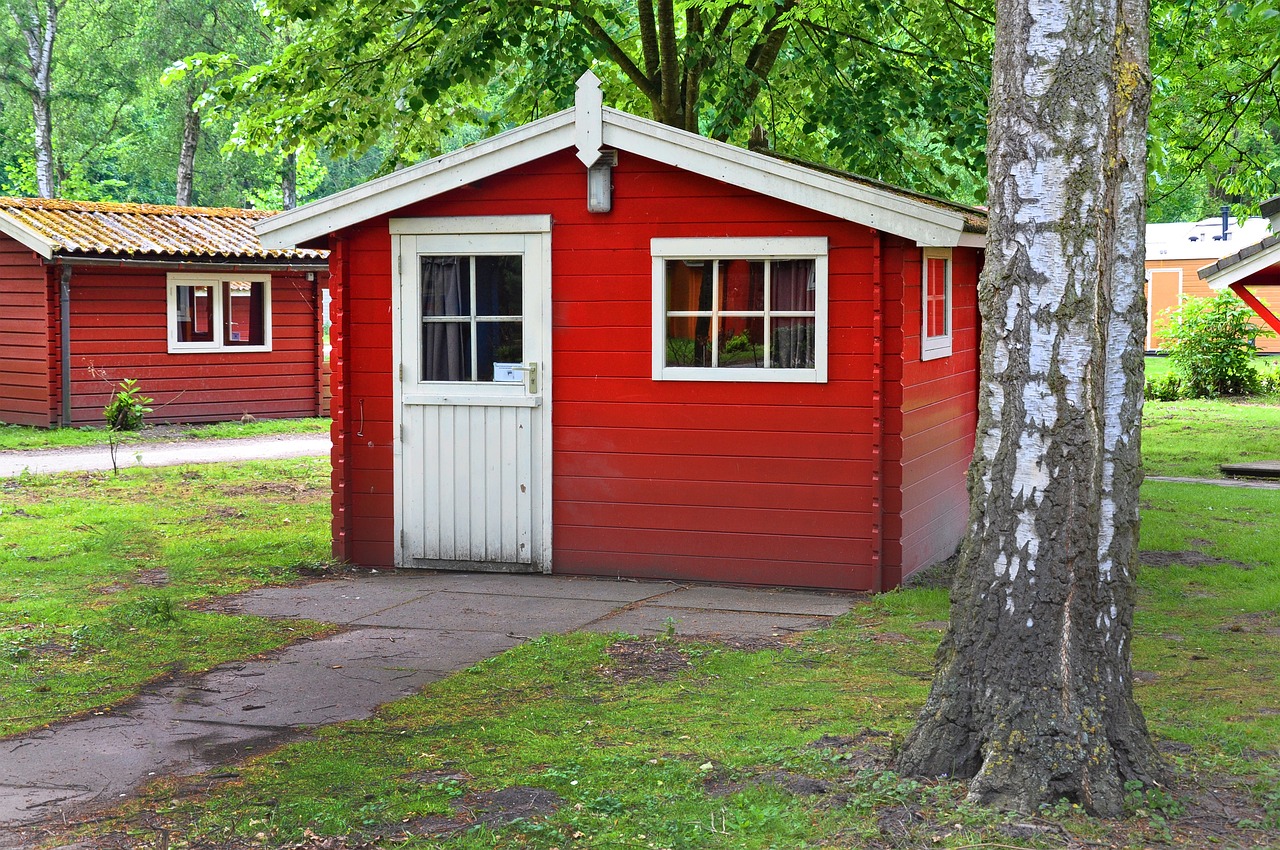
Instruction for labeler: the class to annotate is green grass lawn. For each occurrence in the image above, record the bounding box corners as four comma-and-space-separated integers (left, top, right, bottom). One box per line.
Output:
40, 478, 1280, 849
0, 458, 334, 736
0, 417, 330, 452
1143, 397, 1280, 477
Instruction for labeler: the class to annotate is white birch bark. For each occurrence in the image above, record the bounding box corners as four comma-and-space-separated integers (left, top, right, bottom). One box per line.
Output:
8, 0, 59, 198
897, 0, 1163, 817
175, 88, 200, 206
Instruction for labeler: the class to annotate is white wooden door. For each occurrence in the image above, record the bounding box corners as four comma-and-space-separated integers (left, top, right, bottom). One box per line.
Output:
392, 217, 551, 572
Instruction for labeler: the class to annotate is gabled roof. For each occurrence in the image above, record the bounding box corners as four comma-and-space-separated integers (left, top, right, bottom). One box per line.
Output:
1147, 217, 1271, 263
0, 197, 327, 262
257, 73, 986, 250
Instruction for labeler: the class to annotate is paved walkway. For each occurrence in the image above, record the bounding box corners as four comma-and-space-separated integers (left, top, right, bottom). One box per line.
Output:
0, 572, 854, 845
0, 434, 330, 477
1146, 474, 1280, 490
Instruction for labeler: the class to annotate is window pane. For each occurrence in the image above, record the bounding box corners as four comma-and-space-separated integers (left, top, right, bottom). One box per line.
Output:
422, 257, 470, 318
926, 257, 948, 338
773, 260, 816, 311
475, 256, 522, 317
175, 285, 214, 342
665, 260, 712, 313
666, 318, 710, 367
719, 260, 765, 312
477, 322, 523, 382
771, 317, 816, 369
223, 281, 266, 346
717, 316, 763, 368
422, 321, 472, 381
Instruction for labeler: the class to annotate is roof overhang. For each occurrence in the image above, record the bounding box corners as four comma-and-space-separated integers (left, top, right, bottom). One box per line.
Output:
1200, 234, 1280, 290
0, 213, 55, 258
257, 76, 977, 251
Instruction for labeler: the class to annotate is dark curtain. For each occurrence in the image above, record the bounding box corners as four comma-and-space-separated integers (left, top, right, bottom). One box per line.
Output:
422, 257, 469, 381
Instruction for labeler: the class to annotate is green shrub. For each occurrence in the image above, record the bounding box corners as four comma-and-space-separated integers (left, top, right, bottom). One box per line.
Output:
1158, 291, 1272, 397
103, 378, 153, 431
1144, 372, 1184, 401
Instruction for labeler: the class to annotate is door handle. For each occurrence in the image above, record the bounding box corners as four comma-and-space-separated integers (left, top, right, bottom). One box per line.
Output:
509, 362, 538, 394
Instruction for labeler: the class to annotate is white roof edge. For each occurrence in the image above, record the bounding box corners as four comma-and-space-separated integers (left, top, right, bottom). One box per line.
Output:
256, 101, 975, 250
601, 109, 968, 246
257, 110, 577, 249
0, 213, 56, 258
1201, 240, 1280, 290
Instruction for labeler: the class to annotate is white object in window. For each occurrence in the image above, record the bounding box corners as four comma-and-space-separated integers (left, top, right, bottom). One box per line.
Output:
651, 237, 828, 383
167, 272, 272, 353
920, 247, 953, 361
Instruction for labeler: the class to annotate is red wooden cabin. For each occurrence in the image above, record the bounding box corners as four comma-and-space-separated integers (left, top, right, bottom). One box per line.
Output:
0, 198, 330, 427
257, 74, 986, 591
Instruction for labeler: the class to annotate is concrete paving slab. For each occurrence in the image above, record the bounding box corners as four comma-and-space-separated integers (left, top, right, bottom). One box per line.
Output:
0, 434, 330, 478
352, 590, 623, 634
585, 605, 831, 639
227, 577, 438, 623
661, 585, 857, 616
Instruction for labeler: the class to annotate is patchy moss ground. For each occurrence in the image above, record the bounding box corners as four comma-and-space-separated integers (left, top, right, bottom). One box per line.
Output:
1143, 397, 1280, 477
43, 480, 1280, 850
0, 458, 334, 736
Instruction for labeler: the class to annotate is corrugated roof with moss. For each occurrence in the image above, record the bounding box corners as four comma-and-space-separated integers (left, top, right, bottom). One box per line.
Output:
0, 197, 328, 261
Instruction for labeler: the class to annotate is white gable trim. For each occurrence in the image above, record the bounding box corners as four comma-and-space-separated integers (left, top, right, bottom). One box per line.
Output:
1202, 241, 1280, 290
257, 95, 977, 250
258, 111, 576, 249
0, 213, 56, 258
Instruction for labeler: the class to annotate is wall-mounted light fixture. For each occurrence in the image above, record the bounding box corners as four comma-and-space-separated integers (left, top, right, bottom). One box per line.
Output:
587, 149, 618, 214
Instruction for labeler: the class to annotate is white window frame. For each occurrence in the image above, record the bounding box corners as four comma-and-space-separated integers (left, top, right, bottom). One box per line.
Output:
920, 247, 953, 361
166, 272, 273, 353
651, 236, 828, 383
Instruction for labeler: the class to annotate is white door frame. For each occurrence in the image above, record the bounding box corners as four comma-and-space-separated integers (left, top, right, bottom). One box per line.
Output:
389, 215, 553, 570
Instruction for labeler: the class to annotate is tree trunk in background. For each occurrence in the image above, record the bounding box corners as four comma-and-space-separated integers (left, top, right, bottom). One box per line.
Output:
896, 0, 1164, 817
281, 150, 297, 210
9, 0, 59, 198
175, 88, 200, 205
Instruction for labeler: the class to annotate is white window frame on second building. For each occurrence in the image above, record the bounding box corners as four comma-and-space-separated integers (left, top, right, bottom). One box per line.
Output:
650, 236, 829, 383
166, 271, 273, 353
920, 247, 953, 361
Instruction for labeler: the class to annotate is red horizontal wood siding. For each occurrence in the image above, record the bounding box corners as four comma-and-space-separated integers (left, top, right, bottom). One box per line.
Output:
0, 235, 53, 426
65, 266, 325, 425
333, 148, 897, 590
880, 235, 980, 587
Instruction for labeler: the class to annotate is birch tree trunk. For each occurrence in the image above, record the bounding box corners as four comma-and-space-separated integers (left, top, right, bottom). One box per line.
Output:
9, 0, 59, 198
896, 0, 1164, 817
175, 88, 200, 206
281, 150, 297, 210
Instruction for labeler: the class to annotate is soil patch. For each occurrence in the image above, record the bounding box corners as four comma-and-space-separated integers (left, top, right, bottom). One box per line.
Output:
220, 482, 326, 499
1140, 549, 1251, 569
390, 785, 563, 839
135, 568, 169, 587
600, 638, 693, 683
809, 729, 895, 772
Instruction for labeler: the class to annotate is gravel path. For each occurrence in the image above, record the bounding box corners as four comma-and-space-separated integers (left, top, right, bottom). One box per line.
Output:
0, 434, 330, 477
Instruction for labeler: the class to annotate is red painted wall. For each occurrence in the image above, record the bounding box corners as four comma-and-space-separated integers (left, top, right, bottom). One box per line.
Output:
65, 265, 326, 425
330, 148, 985, 590
0, 234, 53, 427
881, 237, 980, 586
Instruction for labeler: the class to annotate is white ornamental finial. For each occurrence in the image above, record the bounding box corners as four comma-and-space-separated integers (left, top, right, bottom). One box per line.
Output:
575, 70, 603, 168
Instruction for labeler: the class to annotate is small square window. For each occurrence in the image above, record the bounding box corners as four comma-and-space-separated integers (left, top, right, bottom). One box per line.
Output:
168, 273, 272, 353
651, 237, 828, 383
920, 248, 952, 361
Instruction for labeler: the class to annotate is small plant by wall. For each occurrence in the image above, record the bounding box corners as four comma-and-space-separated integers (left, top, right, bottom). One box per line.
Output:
103, 378, 153, 473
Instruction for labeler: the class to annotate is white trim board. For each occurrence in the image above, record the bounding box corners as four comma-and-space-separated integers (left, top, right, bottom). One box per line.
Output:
256, 81, 980, 251
0, 214, 56, 258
